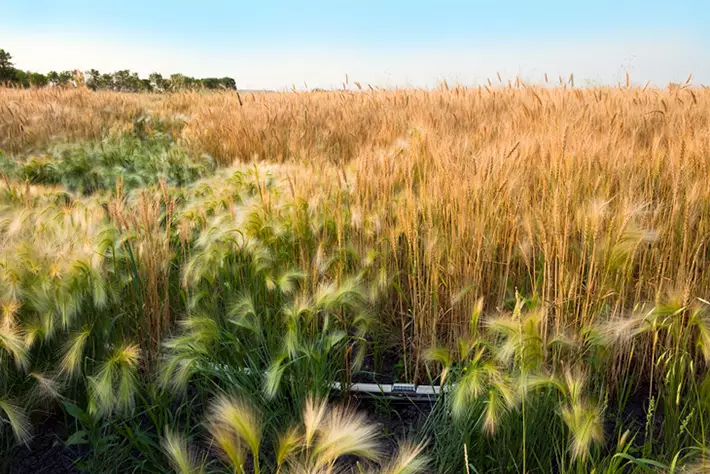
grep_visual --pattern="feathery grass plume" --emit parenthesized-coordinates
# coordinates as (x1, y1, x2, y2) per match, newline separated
(352, 310, 374, 339)
(688, 306, 710, 363)
(448, 331, 522, 431)
(0, 322, 29, 370)
(264, 355, 286, 399)
(595, 311, 650, 346)
(88, 343, 140, 416)
(312, 403, 381, 468)
(275, 269, 305, 296)
(160, 314, 221, 392)
(1, 299, 20, 326)
(378, 441, 429, 474)
(563, 369, 588, 404)
(177, 315, 221, 348)
(159, 352, 201, 393)
(488, 315, 523, 363)
(282, 302, 306, 359)
(451, 352, 497, 419)
(209, 423, 247, 473)
(162, 429, 203, 474)
(545, 369, 605, 463)
(206, 394, 262, 473)
(278, 397, 384, 472)
(487, 304, 544, 372)
(159, 318, 213, 387)
(482, 378, 518, 436)
(54, 285, 81, 330)
(227, 293, 261, 333)
(0, 397, 31, 444)
(275, 425, 302, 471)
(29, 372, 60, 401)
(22, 314, 49, 348)
(424, 346, 452, 385)
(59, 325, 92, 377)
(303, 396, 329, 452)
(314, 277, 366, 313)
(560, 399, 604, 463)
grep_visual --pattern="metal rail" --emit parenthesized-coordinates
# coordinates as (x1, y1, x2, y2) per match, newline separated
(332, 382, 443, 401)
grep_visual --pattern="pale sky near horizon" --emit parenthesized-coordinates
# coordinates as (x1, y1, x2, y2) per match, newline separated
(1, 1, 708, 90)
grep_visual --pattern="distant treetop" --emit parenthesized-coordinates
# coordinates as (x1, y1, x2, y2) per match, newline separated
(0, 47, 237, 92)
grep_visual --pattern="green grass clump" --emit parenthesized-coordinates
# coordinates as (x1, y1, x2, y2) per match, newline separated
(0, 121, 213, 195)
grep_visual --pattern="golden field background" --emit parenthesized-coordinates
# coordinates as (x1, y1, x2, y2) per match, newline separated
(2, 84, 709, 376)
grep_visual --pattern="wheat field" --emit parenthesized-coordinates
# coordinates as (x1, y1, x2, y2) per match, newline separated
(5, 85, 708, 359)
(1, 84, 710, 472)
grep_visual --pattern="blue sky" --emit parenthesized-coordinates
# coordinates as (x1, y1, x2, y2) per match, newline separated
(1, 1, 708, 89)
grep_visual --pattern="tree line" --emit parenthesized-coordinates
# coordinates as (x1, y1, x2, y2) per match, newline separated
(0, 48, 236, 91)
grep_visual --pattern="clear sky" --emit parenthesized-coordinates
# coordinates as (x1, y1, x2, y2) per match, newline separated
(1, 0, 708, 89)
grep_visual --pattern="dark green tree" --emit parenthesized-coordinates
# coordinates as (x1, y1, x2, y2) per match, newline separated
(0, 49, 11, 68)
(220, 77, 237, 90)
(0, 48, 17, 82)
(47, 70, 73, 86)
(201, 77, 220, 89)
(148, 72, 169, 91)
(47, 70, 59, 85)
(111, 70, 132, 90)
(13, 69, 27, 86)
(58, 70, 74, 86)
(169, 73, 187, 90)
(101, 73, 113, 88)
(29, 72, 48, 87)
(200, 77, 236, 90)
(85, 69, 102, 90)
(140, 78, 152, 91)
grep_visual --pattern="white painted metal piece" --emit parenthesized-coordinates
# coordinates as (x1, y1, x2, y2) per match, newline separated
(333, 381, 442, 399)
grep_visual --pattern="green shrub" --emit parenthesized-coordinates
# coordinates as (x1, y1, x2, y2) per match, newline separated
(0, 122, 214, 195)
